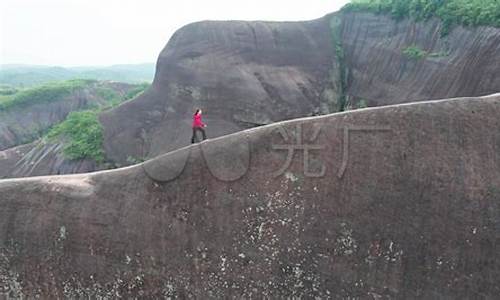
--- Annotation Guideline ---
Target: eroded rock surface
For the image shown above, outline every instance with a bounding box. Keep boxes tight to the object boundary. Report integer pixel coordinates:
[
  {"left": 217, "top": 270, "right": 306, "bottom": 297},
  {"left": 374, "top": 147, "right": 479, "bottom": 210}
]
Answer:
[
  {"left": 100, "top": 12, "right": 500, "bottom": 167},
  {"left": 1, "top": 94, "right": 499, "bottom": 298},
  {"left": 0, "top": 142, "right": 98, "bottom": 179},
  {"left": 100, "top": 18, "right": 338, "bottom": 164},
  {"left": 341, "top": 12, "right": 500, "bottom": 106},
  {"left": 2, "top": 12, "right": 499, "bottom": 178}
]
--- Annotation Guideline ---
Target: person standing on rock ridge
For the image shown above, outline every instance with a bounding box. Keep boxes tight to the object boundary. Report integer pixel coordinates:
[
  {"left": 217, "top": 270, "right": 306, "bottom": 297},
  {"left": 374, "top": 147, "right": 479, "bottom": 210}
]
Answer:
[{"left": 191, "top": 108, "right": 207, "bottom": 143}]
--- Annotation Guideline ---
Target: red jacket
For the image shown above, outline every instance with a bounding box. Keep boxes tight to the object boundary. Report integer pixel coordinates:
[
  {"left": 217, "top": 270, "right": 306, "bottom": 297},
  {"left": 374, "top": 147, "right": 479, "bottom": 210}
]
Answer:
[{"left": 192, "top": 113, "right": 205, "bottom": 128}]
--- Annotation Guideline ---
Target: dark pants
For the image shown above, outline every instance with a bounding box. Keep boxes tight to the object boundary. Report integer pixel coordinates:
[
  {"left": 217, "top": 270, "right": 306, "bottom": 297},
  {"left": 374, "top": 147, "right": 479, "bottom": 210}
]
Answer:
[{"left": 191, "top": 127, "right": 207, "bottom": 143}]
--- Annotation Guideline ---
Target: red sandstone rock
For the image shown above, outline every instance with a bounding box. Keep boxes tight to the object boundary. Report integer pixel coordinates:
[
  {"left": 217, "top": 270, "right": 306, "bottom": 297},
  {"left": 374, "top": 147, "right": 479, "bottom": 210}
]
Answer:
[{"left": 0, "top": 94, "right": 499, "bottom": 298}]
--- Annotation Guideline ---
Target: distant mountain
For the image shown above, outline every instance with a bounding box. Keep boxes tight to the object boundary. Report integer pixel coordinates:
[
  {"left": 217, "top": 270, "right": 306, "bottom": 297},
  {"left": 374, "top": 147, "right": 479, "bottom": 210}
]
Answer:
[{"left": 0, "top": 63, "right": 155, "bottom": 87}]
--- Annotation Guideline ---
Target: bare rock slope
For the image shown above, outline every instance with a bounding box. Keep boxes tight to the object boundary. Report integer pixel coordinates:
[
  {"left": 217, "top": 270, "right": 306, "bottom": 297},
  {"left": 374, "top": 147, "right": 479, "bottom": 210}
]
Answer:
[
  {"left": 342, "top": 12, "right": 500, "bottom": 106},
  {"left": 2, "top": 12, "right": 499, "bottom": 178},
  {"left": 0, "top": 142, "right": 98, "bottom": 179},
  {"left": 1, "top": 94, "right": 499, "bottom": 298},
  {"left": 100, "top": 18, "right": 338, "bottom": 163},
  {"left": 100, "top": 12, "right": 500, "bottom": 166}
]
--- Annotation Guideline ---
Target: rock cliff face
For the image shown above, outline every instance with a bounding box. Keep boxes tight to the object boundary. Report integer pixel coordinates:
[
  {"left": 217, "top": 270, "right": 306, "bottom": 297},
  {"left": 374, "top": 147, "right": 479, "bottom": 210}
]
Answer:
[
  {"left": 0, "top": 94, "right": 499, "bottom": 298},
  {"left": 100, "top": 18, "right": 338, "bottom": 163},
  {"left": 2, "top": 12, "right": 499, "bottom": 178},
  {"left": 341, "top": 12, "right": 500, "bottom": 106},
  {"left": 100, "top": 12, "right": 500, "bottom": 167},
  {"left": 1, "top": 9, "right": 499, "bottom": 298},
  {"left": 0, "top": 142, "right": 98, "bottom": 179}
]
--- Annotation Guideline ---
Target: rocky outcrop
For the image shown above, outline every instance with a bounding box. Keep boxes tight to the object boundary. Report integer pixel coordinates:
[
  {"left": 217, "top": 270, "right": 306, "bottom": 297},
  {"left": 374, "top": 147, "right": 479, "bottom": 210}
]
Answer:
[
  {"left": 2, "top": 12, "right": 499, "bottom": 179},
  {"left": 1, "top": 94, "right": 499, "bottom": 298},
  {"left": 99, "top": 12, "right": 500, "bottom": 167},
  {"left": 341, "top": 12, "right": 500, "bottom": 106},
  {"left": 0, "top": 143, "right": 35, "bottom": 177},
  {"left": 0, "top": 142, "right": 98, "bottom": 179},
  {"left": 100, "top": 18, "right": 339, "bottom": 164}
]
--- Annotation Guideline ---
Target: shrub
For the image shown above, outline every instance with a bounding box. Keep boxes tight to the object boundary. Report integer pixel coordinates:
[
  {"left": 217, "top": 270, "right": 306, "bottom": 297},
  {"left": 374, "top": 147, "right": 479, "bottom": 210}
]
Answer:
[
  {"left": 402, "top": 45, "right": 428, "bottom": 59},
  {"left": 47, "top": 110, "right": 105, "bottom": 162}
]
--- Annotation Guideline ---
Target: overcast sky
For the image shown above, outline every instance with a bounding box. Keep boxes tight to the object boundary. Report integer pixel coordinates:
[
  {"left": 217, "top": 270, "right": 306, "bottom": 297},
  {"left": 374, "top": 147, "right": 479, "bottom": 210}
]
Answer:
[{"left": 0, "top": 0, "right": 349, "bottom": 67}]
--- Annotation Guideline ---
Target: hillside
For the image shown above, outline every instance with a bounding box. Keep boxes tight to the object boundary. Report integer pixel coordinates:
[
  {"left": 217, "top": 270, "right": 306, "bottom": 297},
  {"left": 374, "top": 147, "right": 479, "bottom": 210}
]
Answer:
[
  {"left": 0, "top": 80, "right": 148, "bottom": 178},
  {"left": 0, "top": 94, "right": 499, "bottom": 298}
]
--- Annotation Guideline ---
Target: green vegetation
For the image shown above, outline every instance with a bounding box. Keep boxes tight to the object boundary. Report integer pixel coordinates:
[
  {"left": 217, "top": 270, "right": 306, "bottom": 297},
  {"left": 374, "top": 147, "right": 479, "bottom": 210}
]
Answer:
[
  {"left": 357, "top": 99, "right": 368, "bottom": 108},
  {"left": 402, "top": 45, "right": 428, "bottom": 59},
  {"left": 127, "top": 156, "right": 146, "bottom": 164},
  {"left": 330, "top": 16, "right": 348, "bottom": 112},
  {"left": 342, "top": 98, "right": 369, "bottom": 111},
  {"left": 342, "top": 0, "right": 500, "bottom": 35},
  {"left": 0, "top": 79, "right": 95, "bottom": 111},
  {"left": 125, "top": 82, "right": 150, "bottom": 100},
  {"left": 41, "top": 82, "right": 149, "bottom": 162},
  {"left": 47, "top": 110, "right": 105, "bottom": 162},
  {"left": 95, "top": 86, "right": 120, "bottom": 102},
  {"left": 401, "top": 45, "right": 451, "bottom": 60},
  {"left": 45, "top": 80, "right": 148, "bottom": 162},
  {"left": 0, "top": 86, "right": 17, "bottom": 96},
  {"left": 99, "top": 83, "right": 150, "bottom": 110},
  {"left": 400, "top": 45, "right": 453, "bottom": 60},
  {"left": 0, "top": 78, "right": 148, "bottom": 162}
]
